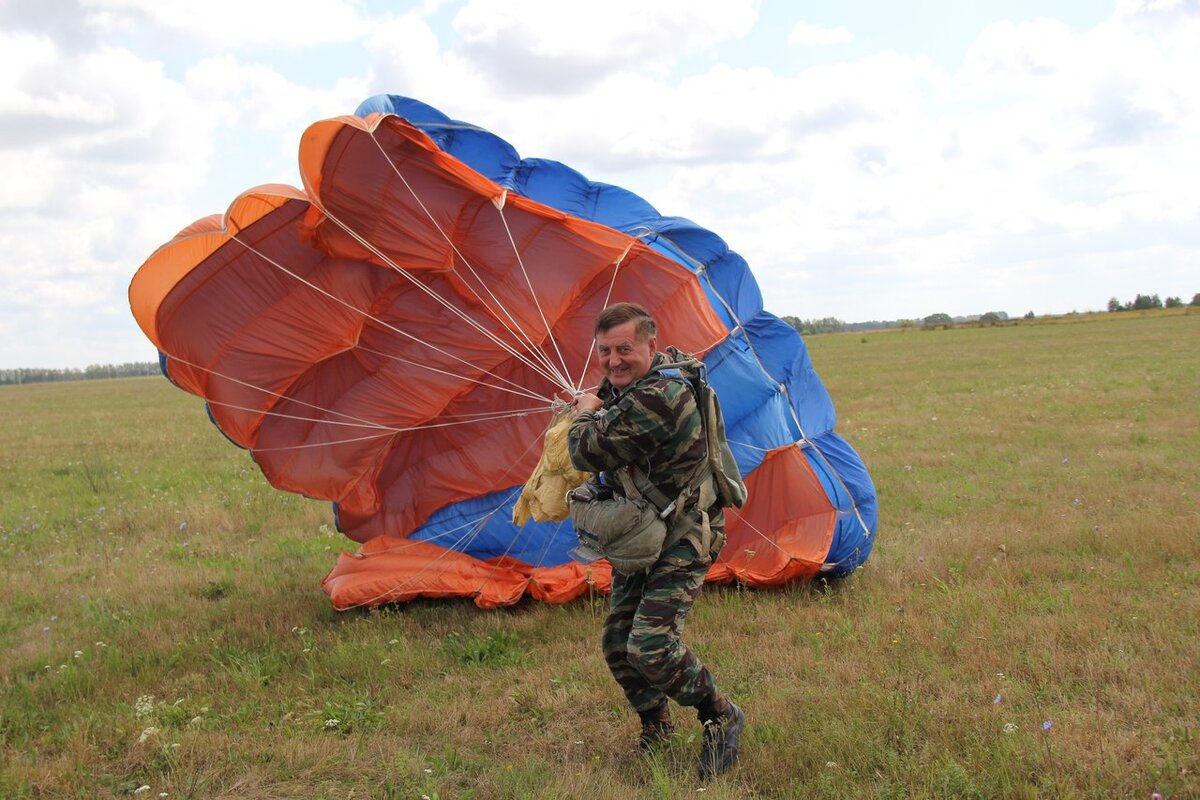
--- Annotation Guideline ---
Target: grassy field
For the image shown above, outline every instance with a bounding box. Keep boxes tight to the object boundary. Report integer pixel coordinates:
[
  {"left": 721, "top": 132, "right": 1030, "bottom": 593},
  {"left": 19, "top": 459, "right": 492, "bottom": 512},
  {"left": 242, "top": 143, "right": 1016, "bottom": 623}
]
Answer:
[{"left": 1, "top": 310, "right": 1197, "bottom": 799}]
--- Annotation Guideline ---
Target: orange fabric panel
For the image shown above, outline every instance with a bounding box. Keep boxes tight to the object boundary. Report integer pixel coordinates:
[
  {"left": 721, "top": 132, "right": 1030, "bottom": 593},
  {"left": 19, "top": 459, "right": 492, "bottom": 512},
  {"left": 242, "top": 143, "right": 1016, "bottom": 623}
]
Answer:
[
  {"left": 715, "top": 445, "right": 836, "bottom": 586},
  {"left": 321, "top": 539, "right": 613, "bottom": 609},
  {"left": 129, "top": 187, "right": 307, "bottom": 348},
  {"left": 527, "top": 561, "right": 611, "bottom": 603},
  {"left": 321, "top": 540, "right": 530, "bottom": 609}
]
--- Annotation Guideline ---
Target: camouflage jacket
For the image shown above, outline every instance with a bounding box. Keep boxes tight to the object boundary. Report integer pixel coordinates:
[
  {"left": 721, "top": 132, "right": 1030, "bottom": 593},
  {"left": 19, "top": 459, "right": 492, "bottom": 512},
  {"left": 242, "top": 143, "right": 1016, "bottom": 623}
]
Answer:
[{"left": 568, "top": 352, "right": 722, "bottom": 524}]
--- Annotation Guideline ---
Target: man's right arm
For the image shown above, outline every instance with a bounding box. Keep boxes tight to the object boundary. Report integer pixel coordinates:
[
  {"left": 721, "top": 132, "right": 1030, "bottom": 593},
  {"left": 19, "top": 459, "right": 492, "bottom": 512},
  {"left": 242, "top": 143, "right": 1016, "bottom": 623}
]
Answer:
[{"left": 567, "top": 381, "right": 695, "bottom": 474}]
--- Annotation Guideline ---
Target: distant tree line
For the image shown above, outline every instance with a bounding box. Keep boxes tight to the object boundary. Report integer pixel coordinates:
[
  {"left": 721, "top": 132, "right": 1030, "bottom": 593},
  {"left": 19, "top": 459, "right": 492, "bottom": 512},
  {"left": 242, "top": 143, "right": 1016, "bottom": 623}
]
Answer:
[
  {"left": 780, "top": 315, "right": 847, "bottom": 335},
  {"left": 919, "top": 311, "right": 1018, "bottom": 329},
  {"left": 1107, "top": 293, "right": 1199, "bottom": 312},
  {"left": 781, "top": 310, "right": 1026, "bottom": 335},
  {"left": 1, "top": 362, "right": 160, "bottom": 385}
]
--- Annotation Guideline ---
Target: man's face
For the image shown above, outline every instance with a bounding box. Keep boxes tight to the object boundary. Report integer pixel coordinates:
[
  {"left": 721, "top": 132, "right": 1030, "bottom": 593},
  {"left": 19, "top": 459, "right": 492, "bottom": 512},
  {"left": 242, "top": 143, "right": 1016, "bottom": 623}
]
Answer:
[{"left": 596, "top": 319, "right": 656, "bottom": 390}]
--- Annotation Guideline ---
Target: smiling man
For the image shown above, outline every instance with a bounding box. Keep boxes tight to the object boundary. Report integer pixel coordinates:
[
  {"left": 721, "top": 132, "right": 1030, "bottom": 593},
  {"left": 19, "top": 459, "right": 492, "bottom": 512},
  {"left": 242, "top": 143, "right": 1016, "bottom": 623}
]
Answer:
[{"left": 567, "top": 302, "right": 745, "bottom": 779}]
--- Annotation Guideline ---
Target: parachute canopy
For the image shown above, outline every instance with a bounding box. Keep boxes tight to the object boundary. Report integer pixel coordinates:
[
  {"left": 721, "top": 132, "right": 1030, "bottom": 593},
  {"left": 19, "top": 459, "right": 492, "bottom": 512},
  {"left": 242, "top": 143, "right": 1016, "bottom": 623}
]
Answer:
[{"left": 129, "top": 95, "right": 878, "bottom": 609}]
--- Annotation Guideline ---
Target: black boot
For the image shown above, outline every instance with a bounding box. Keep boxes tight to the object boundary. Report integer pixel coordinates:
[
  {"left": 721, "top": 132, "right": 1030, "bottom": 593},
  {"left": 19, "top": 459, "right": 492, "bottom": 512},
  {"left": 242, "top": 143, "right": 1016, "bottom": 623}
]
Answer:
[
  {"left": 636, "top": 704, "right": 674, "bottom": 752},
  {"left": 697, "top": 702, "right": 745, "bottom": 779}
]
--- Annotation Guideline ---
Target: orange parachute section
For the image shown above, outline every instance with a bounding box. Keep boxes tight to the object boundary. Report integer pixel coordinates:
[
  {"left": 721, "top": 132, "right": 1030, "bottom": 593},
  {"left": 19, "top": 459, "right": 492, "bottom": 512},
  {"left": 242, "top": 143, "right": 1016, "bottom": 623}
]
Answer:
[{"left": 130, "top": 100, "right": 876, "bottom": 609}]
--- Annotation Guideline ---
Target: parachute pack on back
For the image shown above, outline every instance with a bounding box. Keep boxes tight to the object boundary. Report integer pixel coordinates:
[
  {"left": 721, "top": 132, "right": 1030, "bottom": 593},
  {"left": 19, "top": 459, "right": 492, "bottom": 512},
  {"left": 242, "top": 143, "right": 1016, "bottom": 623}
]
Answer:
[{"left": 650, "top": 348, "right": 747, "bottom": 511}]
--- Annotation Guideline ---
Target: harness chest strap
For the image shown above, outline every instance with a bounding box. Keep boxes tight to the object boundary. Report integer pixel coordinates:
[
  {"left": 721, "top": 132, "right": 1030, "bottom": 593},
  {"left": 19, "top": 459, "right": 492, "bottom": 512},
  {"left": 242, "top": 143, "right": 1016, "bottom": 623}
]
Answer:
[{"left": 615, "top": 463, "right": 721, "bottom": 559}]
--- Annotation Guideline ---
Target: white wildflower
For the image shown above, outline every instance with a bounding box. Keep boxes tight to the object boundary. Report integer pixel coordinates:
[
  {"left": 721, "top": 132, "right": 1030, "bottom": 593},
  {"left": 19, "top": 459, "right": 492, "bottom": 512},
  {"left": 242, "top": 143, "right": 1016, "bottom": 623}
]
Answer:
[
  {"left": 135, "top": 694, "right": 156, "bottom": 718},
  {"left": 133, "top": 787, "right": 150, "bottom": 795},
  {"left": 324, "top": 718, "right": 340, "bottom": 729},
  {"left": 138, "top": 726, "right": 160, "bottom": 744},
  {"left": 1003, "top": 722, "right": 1017, "bottom": 735}
]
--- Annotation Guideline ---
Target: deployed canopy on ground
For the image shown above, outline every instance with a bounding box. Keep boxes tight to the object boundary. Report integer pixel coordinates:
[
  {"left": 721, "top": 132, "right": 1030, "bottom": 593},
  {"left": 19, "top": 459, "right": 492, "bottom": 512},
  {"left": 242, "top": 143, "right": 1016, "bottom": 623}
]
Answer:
[{"left": 129, "top": 95, "right": 878, "bottom": 609}]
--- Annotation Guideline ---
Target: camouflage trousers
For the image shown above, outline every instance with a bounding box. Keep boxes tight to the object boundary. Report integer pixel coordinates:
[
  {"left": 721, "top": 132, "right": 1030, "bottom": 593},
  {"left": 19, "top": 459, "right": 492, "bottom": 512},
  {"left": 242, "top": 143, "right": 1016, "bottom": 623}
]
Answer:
[{"left": 602, "top": 537, "right": 717, "bottom": 714}]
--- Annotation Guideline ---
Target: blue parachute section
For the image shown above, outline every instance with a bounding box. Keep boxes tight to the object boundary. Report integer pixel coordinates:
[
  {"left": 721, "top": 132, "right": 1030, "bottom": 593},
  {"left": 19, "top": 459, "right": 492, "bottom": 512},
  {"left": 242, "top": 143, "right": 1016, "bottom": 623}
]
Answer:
[{"left": 350, "top": 94, "right": 878, "bottom": 578}]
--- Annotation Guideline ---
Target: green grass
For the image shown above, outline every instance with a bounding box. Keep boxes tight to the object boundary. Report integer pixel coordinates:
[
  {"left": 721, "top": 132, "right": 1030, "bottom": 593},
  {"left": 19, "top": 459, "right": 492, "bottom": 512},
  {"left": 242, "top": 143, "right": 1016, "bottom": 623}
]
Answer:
[{"left": 2, "top": 310, "right": 1197, "bottom": 798}]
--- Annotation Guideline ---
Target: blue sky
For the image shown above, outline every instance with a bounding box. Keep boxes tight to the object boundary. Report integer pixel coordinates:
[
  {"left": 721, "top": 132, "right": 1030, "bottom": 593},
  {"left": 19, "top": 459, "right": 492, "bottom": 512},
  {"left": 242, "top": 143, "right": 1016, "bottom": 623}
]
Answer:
[{"left": 1, "top": 0, "right": 1196, "bottom": 367}]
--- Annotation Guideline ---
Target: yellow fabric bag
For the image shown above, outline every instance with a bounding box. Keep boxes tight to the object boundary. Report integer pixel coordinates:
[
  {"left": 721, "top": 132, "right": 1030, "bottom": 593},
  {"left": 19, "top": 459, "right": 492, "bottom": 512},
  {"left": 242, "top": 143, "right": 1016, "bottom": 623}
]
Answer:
[{"left": 512, "top": 412, "right": 590, "bottom": 524}]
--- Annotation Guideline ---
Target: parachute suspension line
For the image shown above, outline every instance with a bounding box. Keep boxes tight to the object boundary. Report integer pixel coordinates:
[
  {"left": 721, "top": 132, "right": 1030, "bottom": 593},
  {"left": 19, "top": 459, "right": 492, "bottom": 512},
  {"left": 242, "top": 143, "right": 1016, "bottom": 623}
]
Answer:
[
  {"left": 362, "top": 136, "right": 571, "bottom": 390},
  {"left": 572, "top": 237, "right": 637, "bottom": 391},
  {"left": 229, "top": 234, "right": 554, "bottom": 405},
  {"left": 722, "top": 505, "right": 795, "bottom": 559},
  {"left": 209, "top": 395, "right": 548, "bottom": 434},
  {"left": 470, "top": 486, "right": 538, "bottom": 600},
  {"left": 353, "top": 344, "right": 546, "bottom": 403},
  {"left": 492, "top": 199, "right": 574, "bottom": 391},
  {"left": 289, "top": 207, "right": 567, "bottom": 393},
  {"left": 344, "top": 489, "right": 510, "bottom": 578},
  {"left": 527, "top": 516, "right": 570, "bottom": 575},
  {"left": 357, "top": 132, "right": 574, "bottom": 392},
  {"left": 159, "top": 351, "right": 398, "bottom": 431},
  {"left": 351, "top": 422, "right": 544, "bottom": 558},
  {"left": 246, "top": 407, "right": 549, "bottom": 452},
  {"left": 205, "top": 399, "right": 404, "bottom": 431}
]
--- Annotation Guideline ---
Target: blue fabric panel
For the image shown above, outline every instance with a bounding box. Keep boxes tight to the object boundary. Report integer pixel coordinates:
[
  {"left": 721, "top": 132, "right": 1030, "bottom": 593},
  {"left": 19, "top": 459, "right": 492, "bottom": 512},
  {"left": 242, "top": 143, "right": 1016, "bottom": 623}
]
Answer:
[
  {"left": 742, "top": 312, "right": 836, "bottom": 437},
  {"left": 649, "top": 219, "right": 764, "bottom": 323},
  {"left": 355, "top": 95, "right": 451, "bottom": 124},
  {"left": 800, "top": 438, "right": 855, "bottom": 568},
  {"left": 703, "top": 335, "right": 799, "bottom": 475},
  {"left": 354, "top": 95, "right": 520, "bottom": 186},
  {"left": 807, "top": 432, "right": 878, "bottom": 574},
  {"left": 511, "top": 160, "right": 661, "bottom": 232},
  {"left": 509, "top": 158, "right": 592, "bottom": 215},
  {"left": 410, "top": 487, "right": 577, "bottom": 566}
]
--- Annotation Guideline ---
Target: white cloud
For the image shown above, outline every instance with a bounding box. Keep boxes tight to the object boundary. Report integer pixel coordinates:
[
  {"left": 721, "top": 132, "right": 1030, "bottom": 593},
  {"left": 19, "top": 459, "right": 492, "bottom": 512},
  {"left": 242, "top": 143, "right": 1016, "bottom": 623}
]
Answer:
[
  {"left": 450, "top": 0, "right": 758, "bottom": 93},
  {"left": 787, "top": 21, "right": 854, "bottom": 46},
  {"left": 80, "top": 0, "right": 372, "bottom": 48},
  {"left": 0, "top": 21, "right": 368, "bottom": 366}
]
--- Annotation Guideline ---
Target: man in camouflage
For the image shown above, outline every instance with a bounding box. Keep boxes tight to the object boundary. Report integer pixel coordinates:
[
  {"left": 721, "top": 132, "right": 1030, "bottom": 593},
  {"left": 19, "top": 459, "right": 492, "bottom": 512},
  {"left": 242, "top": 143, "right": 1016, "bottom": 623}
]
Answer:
[{"left": 567, "top": 302, "right": 745, "bottom": 779}]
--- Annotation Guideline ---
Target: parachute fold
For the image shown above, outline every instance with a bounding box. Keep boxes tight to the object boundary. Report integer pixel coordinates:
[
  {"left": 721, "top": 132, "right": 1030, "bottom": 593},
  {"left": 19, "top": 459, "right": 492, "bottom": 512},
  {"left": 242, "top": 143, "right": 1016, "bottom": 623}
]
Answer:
[{"left": 129, "top": 95, "right": 878, "bottom": 609}]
